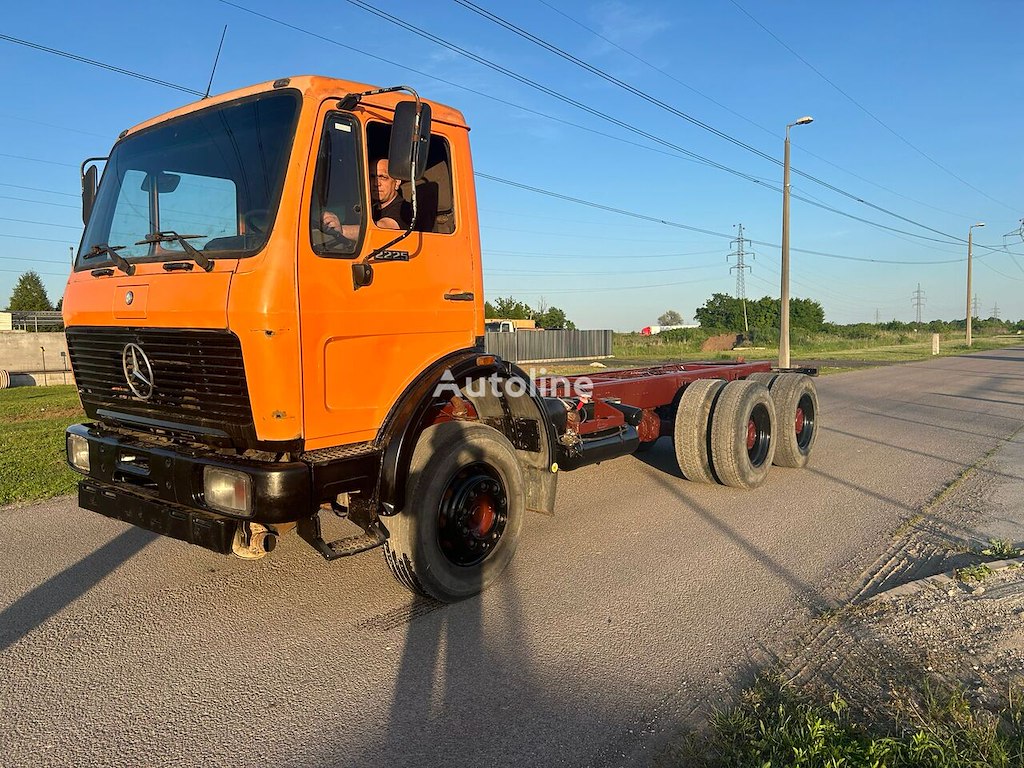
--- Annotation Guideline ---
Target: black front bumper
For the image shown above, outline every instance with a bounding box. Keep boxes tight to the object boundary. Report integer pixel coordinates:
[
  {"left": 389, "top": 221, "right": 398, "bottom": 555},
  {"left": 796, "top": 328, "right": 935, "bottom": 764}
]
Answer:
[
  {"left": 67, "top": 423, "right": 311, "bottom": 525},
  {"left": 79, "top": 480, "right": 236, "bottom": 554}
]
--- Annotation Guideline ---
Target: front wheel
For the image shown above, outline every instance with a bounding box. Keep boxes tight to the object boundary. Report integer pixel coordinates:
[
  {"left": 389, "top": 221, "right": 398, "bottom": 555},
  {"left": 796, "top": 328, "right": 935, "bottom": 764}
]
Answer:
[{"left": 383, "top": 421, "right": 525, "bottom": 602}]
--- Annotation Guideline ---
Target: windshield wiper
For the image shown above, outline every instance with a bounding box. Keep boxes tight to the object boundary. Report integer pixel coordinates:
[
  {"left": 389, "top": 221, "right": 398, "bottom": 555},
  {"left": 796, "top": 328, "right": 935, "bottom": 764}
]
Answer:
[
  {"left": 136, "top": 231, "right": 214, "bottom": 272},
  {"left": 84, "top": 244, "right": 135, "bottom": 276}
]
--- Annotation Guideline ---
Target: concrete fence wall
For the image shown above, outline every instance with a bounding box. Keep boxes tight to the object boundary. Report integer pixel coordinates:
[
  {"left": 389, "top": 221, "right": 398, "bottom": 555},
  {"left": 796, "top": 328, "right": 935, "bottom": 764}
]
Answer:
[{"left": 0, "top": 332, "right": 75, "bottom": 388}]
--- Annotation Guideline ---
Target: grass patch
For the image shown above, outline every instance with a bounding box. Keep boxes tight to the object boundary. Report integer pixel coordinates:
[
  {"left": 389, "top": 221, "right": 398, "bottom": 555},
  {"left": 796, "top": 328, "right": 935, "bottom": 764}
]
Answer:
[
  {"left": 611, "top": 331, "right": 1017, "bottom": 365},
  {"left": 0, "top": 385, "right": 83, "bottom": 507},
  {"left": 672, "top": 674, "right": 1024, "bottom": 767}
]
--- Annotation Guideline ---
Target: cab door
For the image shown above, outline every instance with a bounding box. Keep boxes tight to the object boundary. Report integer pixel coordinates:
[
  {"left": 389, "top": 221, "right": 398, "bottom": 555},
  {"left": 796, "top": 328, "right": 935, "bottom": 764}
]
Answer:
[{"left": 297, "top": 101, "right": 480, "bottom": 449}]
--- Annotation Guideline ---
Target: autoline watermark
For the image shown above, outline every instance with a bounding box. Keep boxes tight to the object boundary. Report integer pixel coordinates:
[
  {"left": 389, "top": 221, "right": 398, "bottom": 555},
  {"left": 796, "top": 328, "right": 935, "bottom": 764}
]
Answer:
[{"left": 432, "top": 368, "right": 594, "bottom": 400}]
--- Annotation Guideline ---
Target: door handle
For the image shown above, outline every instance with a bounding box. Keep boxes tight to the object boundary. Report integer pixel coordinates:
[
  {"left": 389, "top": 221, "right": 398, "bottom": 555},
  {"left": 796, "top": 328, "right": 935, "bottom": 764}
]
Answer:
[{"left": 443, "top": 291, "right": 475, "bottom": 301}]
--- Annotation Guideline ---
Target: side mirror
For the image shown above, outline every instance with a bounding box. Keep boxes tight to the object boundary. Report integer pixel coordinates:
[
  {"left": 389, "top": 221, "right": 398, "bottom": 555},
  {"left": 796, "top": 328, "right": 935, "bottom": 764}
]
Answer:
[
  {"left": 388, "top": 101, "right": 431, "bottom": 182},
  {"left": 82, "top": 165, "right": 98, "bottom": 226}
]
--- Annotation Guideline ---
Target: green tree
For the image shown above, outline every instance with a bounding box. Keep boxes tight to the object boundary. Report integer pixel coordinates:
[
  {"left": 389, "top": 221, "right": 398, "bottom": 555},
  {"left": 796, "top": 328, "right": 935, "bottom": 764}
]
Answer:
[
  {"left": 535, "top": 306, "right": 576, "bottom": 330},
  {"left": 485, "top": 295, "right": 578, "bottom": 328},
  {"left": 658, "top": 310, "right": 682, "bottom": 326},
  {"left": 695, "top": 293, "right": 744, "bottom": 329},
  {"left": 6, "top": 271, "right": 53, "bottom": 311},
  {"left": 695, "top": 293, "right": 824, "bottom": 332},
  {"left": 490, "top": 296, "right": 533, "bottom": 320}
]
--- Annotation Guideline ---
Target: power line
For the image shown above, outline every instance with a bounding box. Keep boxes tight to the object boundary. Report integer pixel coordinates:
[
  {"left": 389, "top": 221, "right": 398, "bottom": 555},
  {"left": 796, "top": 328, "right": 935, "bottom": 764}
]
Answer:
[
  {"left": 727, "top": 0, "right": 1019, "bottom": 215},
  {"left": 0, "top": 153, "right": 77, "bottom": 168},
  {"left": 0, "top": 182, "right": 78, "bottom": 197},
  {"left": 448, "top": 0, "right": 978, "bottom": 245},
  {"left": 0, "top": 216, "right": 81, "bottom": 230},
  {"left": 0, "top": 267, "right": 70, "bottom": 277},
  {"left": 534, "top": 0, "right": 976, "bottom": 222},
  {"left": 0, "top": 232, "right": 77, "bottom": 244},
  {"left": 476, "top": 172, "right": 982, "bottom": 265},
  {"left": 224, "top": 0, "right": 988, "bottom": 250},
  {"left": 0, "top": 33, "right": 204, "bottom": 97},
  {"left": 0, "top": 195, "right": 78, "bottom": 209}
]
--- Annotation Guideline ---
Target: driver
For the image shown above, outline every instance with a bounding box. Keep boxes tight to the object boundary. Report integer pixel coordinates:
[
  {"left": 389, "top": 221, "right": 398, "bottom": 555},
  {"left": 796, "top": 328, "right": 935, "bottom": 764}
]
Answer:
[{"left": 320, "top": 157, "right": 411, "bottom": 239}]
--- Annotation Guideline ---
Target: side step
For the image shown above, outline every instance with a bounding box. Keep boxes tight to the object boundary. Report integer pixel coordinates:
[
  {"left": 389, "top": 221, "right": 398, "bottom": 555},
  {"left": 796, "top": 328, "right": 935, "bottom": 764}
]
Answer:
[{"left": 297, "top": 514, "right": 387, "bottom": 561}]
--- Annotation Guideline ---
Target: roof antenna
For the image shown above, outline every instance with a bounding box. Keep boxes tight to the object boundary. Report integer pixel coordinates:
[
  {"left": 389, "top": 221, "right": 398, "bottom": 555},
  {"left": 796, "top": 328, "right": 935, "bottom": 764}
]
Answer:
[{"left": 203, "top": 25, "right": 228, "bottom": 99}]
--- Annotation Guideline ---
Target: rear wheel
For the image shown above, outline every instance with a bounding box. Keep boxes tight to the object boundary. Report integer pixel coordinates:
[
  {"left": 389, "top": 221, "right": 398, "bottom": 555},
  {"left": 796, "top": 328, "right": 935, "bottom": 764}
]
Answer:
[
  {"left": 745, "top": 372, "right": 778, "bottom": 388},
  {"left": 710, "top": 380, "right": 776, "bottom": 489},
  {"left": 768, "top": 373, "right": 818, "bottom": 468},
  {"left": 383, "top": 421, "right": 525, "bottom": 602},
  {"left": 673, "top": 379, "right": 726, "bottom": 483}
]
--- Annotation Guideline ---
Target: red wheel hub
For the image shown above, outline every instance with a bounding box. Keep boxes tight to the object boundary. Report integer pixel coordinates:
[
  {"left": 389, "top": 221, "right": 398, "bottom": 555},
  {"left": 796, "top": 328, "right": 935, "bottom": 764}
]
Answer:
[
  {"left": 746, "top": 419, "right": 757, "bottom": 450},
  {"left": 794, "top": 408, "right": 805, "bottom": 435},
  {"left": 468, "top": 497, "right": 496, "bottom": 538}
]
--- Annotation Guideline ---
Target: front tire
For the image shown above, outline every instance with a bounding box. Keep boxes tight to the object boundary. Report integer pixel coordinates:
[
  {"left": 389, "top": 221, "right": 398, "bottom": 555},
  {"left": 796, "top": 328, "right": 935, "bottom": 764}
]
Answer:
[{"left": 383, "top": 421, "right": 525, "bottom": 602}]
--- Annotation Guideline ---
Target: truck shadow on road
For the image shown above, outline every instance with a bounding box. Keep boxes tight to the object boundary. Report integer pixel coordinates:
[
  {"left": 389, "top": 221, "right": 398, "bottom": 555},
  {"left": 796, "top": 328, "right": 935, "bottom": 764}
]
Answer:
[{"left": 0, "top": 526, "right": 155, "bottom": 652}]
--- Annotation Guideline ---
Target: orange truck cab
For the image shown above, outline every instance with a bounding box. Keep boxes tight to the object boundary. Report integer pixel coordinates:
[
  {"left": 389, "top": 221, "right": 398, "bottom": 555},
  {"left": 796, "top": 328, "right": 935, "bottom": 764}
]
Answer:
[{"left": 63, "top": 76, "right": 817, "bottom": 601}]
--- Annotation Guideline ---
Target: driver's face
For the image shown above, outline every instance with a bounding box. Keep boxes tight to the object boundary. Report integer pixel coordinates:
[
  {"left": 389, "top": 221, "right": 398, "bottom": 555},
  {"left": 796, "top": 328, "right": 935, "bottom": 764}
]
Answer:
[{"left": 371, "top": 159, "right": 400, "bottom": 205}]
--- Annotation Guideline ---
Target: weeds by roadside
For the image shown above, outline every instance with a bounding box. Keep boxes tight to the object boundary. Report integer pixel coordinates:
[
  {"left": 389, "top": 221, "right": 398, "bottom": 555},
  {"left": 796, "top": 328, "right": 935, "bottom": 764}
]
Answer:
[
  {"left": 955, "top": 564, "right": 994, "bottom": 584},
  {"left": 671, "top": 674, "right": 1024, "bottom": 768},
  {"left": 980, "top": 539, "right": 1024, "bottom": 559}
]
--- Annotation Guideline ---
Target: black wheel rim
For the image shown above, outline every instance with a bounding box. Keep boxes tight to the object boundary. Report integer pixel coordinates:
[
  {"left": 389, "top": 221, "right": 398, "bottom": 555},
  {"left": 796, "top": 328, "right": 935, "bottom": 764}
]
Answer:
[
  {"left": 436, "top": 462, "right": 509, "bottom": 567},
  {"left": 746, "top": 402, "right": 772, "bottom": 467},
  {"left": 795, "top": 393, "right": 815, "bottom": 450}
]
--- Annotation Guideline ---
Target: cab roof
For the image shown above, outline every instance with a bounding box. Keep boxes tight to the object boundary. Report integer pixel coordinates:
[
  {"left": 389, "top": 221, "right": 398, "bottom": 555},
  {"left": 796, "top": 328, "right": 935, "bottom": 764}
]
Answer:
[{"left": 122, "top": 75, "right": 469, "bottom": 138}]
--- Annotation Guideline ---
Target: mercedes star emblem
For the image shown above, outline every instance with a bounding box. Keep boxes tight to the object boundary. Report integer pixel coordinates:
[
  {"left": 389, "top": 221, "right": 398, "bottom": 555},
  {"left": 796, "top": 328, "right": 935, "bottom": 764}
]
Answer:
[
  {"left": 125, "top": 291, "right": 134, "bottom": 305},
  {"left": 122, "top": 343, "right": 154, "bottom": 400}
]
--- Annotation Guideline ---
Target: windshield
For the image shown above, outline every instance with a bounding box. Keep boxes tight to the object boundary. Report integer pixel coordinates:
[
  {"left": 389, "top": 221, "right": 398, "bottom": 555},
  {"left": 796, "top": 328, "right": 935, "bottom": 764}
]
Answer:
[{"left": 78, "top": 90, "right": 300, "bottom": 269}]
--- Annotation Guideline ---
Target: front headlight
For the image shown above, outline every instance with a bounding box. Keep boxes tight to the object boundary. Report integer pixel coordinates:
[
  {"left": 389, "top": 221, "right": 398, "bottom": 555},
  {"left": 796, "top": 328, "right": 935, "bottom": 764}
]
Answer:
[
  {"left": 67, "top": 432, "right": 90, "bottom": 473},
  {"left": 203, "top": 466, "right": 253, "bottom": 516}
]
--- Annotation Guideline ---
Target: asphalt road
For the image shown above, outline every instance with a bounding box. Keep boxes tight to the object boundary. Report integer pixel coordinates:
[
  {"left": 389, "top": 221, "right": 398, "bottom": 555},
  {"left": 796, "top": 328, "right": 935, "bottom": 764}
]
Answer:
[{"left": 2, "top": 348, "right": 1023, "bottom": 768}]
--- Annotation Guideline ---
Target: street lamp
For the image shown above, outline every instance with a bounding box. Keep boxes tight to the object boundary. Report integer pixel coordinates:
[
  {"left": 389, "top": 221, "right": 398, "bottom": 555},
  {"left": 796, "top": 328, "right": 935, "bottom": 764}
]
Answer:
[
  {"left": 780, "top": 116, "right": 814, "bottom": 369},
  {"left": 966, "top": 222, "right": 985, "bottom": 347}
]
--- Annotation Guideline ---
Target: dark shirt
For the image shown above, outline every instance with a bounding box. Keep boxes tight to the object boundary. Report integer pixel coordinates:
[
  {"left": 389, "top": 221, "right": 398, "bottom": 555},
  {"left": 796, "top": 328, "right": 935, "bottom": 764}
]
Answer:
[{"left": 374, "top": 194, "right": 412, "bottom": 230}]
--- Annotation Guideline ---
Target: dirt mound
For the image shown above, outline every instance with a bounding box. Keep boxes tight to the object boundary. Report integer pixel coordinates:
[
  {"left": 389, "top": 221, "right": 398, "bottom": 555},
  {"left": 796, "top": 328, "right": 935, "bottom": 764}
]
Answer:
[{"left": 700, "top": 333, "right": 741, "bottom": 352}]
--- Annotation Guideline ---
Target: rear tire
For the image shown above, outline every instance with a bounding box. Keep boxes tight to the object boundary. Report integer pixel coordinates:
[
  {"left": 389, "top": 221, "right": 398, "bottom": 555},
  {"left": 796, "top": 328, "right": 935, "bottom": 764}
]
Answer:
[
  {"left": 383, "top": 421, "right": 525, "bottom": 602},
  {"left": 768, "top": 373, "right": 819, "bottom": 468},
  {"left": 673, "top": 379, "right": 726, "bottom": 483},
  {"left": 745, "top": 372, "right": 778, "bottom": 388},
  {"left": 710, "top": 380, "right": 776, "bottom": 489}
]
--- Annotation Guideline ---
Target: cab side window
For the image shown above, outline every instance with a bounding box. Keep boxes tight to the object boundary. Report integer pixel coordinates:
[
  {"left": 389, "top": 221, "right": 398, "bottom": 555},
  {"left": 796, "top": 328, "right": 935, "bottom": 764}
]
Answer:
[
  {"left": 366, "top": 121, "right": 456, "bottom": 235},
  {"left": 310, "top": 114, "right": 364, "bottom": 256}
]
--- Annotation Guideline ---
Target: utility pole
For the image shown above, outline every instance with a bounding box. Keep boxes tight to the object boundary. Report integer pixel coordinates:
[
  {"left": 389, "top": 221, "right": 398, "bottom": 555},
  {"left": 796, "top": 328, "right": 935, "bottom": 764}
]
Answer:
[
  {"left": 992, "top": 302, "right": 1000, "bottom": 320},
  {"left": 729, "top": 224, "right": 753, "bottom": 334},
  {"left": 972, "top": 293, "right": 980, "bottom": 319},
  {"left": 875, "top": 308, "right": 880, "bottom": 324},
  {"left": 911, "top": 283, "right": 926, "bottom": 325}
]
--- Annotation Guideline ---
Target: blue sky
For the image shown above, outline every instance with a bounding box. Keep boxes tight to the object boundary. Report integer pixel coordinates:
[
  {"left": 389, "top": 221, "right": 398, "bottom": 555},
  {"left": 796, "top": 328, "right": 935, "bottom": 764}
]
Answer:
[{"left": 1, "top": 0, "right": 1022, "bottom": 331}]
